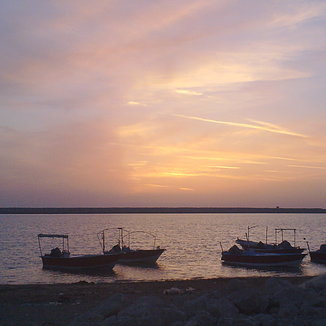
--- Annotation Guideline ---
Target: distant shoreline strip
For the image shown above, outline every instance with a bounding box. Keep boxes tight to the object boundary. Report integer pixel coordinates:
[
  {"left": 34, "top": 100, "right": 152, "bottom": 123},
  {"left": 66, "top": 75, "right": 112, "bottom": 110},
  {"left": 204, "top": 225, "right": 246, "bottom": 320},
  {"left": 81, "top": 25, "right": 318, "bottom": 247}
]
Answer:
[{"left": 0, "top": 207, "right": 326, "bottom": 214}]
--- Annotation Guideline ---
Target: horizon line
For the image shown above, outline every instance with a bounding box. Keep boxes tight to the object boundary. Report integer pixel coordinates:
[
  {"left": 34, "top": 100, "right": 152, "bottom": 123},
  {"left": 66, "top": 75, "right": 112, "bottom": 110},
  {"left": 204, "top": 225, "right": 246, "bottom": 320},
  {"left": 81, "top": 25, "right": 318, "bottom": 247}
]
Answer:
[{"left": 1, "top": 206, "right": 325, "bottom": 214}]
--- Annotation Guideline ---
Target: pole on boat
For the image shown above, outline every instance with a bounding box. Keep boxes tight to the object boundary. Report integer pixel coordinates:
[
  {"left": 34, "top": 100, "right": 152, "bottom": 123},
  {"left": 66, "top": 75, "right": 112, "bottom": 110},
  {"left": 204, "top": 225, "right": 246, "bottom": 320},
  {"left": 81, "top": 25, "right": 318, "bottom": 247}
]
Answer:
[
  {"left": 117, "top": 227, "right": 124, "bottom": 247},
  {"left": 37, "top": 235, "right": 43, "bottom": 256},
  {"left": 265, "top": 226, "right": 268, "bottom": 244},
  {"left": 219, "top": 242, "right": 224, "bottom": 252},
  {"left": 247, "top": 225, "right": 258, "bottom": 244},
  {"left": 275, "top": 229, "right": 281, "bottom": 244},
  {"left": 102, "top": 230, "right": 105, "bottom": 253}
]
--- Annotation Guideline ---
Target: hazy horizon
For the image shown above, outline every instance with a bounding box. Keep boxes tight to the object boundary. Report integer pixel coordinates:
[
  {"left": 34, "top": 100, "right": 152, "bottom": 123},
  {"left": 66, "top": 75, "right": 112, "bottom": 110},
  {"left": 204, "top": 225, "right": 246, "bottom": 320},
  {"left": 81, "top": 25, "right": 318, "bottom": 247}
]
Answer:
[{"left": 1, "top": 1, "right": 326, "bottom": 208}]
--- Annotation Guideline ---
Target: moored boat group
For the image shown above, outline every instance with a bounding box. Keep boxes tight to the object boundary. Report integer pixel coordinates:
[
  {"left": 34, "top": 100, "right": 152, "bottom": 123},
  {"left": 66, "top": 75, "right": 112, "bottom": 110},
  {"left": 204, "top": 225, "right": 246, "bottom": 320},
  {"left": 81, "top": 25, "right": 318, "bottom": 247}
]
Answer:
[
  {"left": 37, "top": 225, "right": 326, "bottom": 273},
  {"left": 221, "top": 226, "right": 326, "bottom": 267},
  {"left": 37, "top": 228, "right": 166, "bottom": 271}
]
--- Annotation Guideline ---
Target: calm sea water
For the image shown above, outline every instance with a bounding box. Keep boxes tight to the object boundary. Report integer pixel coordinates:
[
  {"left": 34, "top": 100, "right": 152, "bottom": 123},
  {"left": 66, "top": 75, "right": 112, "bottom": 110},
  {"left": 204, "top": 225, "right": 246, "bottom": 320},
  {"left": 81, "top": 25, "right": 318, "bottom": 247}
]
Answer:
[{"left": 1, "top": 213, "right": 326, "bottom": 284}]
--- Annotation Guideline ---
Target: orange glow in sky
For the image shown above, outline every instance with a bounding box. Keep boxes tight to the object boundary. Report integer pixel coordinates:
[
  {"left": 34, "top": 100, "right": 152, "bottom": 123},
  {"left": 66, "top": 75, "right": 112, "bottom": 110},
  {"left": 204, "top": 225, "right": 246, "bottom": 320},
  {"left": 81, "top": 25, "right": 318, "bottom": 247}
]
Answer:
[{"left": 1, "top": 1, "right": 326, "bottom": 207}]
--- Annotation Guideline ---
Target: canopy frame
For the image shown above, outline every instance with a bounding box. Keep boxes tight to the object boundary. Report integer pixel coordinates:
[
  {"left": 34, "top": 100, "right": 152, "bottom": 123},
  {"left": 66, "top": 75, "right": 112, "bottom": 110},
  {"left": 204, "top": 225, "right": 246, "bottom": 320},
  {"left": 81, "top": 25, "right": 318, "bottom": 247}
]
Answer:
[{"left": 37, "top": 233, "right": 69, "bottom": 256}]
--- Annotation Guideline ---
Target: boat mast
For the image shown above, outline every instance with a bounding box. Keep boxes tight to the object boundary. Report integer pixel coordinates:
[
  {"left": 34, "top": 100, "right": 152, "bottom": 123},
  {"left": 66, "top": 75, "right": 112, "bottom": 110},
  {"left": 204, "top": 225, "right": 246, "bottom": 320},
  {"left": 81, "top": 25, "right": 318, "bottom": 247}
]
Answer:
[
  {"left": 118, "top": 227, "right": 124, "bottom": 247},
  {"left": 247, "top": 225, "right": 258, "bottom": 243},
  {"left": 102, "top": 230, "right": 105, "bottom": 253},
  {"left": 275, "top": 228, "right": 297, "bottom": 246},
  {"left": 265, "top": 226, "right": 268, "bottom": 244},
  {"left": 37, "top": 235, "right": 43, "bottom": 256}
]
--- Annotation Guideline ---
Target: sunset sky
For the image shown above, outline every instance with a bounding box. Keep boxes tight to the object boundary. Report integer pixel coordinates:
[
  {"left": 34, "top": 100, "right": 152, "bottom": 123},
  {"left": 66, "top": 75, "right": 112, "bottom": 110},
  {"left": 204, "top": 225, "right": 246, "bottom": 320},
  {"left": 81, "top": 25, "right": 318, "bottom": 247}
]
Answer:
[{"left": 1, "top": 1, "right": 326, "bottom": 207}]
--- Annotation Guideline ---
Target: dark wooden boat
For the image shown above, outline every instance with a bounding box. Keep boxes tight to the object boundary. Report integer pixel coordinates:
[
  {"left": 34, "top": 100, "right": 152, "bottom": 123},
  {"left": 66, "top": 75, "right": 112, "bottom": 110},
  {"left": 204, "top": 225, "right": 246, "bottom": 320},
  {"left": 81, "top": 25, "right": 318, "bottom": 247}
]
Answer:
[
  {"left": 236, "top": 227, "right": 305, "bottom": 253},
  {"left": 99, "top": 228, "right": 166, "bottom": 264},
  {"left": 308, "top": 243, "right": 326, "bottom": 264},
  {"left": 38, "top": 234, "right": 121, "bottom": 270},
  {"left": 221, "top": 245, "right": 307, "bottom": 267}
]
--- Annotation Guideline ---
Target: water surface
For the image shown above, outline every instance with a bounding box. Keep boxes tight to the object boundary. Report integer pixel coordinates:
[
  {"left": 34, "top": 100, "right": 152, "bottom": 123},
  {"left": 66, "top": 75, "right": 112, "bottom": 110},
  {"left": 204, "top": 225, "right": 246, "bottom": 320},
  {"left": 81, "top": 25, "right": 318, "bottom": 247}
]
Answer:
[{"left": 1, "top": 213, "right": 325, "bottom": 284}]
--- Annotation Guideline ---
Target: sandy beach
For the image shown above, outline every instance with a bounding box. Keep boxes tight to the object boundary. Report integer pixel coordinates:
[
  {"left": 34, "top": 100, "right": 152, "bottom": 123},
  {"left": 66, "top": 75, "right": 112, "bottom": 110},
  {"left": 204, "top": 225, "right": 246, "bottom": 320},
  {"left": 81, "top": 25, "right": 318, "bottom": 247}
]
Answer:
[{"left": 2, "top": 275, "right": 326, "bottom": 326}]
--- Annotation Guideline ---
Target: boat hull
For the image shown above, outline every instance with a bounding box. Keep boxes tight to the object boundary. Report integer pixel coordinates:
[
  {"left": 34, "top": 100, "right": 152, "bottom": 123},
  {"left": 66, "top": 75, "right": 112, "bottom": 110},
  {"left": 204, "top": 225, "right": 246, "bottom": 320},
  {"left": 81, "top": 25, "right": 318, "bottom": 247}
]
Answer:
[
  {"left": 309, "top": 252, "right": 326, "bottom": 264},
  {"left": 118, "top": 249, "right": 166, "bottom": 264},
  {"left": 245, "top": 248, "right": 305, "bottom": 254},
  {"left": 221, "top": 252, "right": 307, "bottom": 267},
  {"left": 41, "top": 254, "right": 120, "bottom": 270}
]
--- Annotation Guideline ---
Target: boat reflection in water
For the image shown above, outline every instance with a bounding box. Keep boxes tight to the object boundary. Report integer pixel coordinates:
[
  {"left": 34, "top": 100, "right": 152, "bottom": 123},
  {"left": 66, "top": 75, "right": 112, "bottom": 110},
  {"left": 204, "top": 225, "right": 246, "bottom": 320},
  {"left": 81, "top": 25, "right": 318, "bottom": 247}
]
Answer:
[
  {"left": 41, "top": 265, "right": 117, "bottom": 278},
  {"left": 221, "top": 261, "right": 304, "bottom": 275}
]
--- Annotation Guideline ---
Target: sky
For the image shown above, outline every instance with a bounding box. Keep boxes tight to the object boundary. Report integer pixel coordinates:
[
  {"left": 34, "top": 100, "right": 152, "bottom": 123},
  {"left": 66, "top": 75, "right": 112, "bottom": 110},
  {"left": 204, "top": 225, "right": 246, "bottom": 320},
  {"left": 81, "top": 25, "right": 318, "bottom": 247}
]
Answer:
[{"left": 1, "top": 0, "right": 326, "bottom": 208}]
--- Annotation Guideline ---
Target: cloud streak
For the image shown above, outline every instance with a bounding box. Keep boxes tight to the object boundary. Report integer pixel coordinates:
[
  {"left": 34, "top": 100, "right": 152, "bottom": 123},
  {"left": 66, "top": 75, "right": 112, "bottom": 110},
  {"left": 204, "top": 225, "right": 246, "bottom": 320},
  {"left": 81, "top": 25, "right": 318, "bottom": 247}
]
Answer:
[
  {"left": 175, "top": 114, "right": 308, "bottom": 138},
  {"left": 175, "top": 89, "right": 203, "bottom": 96}
]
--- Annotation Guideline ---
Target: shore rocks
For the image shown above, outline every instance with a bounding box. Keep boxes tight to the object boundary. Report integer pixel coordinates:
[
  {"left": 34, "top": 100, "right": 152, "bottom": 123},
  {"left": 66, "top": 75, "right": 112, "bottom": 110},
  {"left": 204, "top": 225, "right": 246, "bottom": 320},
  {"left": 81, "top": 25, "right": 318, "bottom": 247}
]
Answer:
[
  {"left": 69, "top": 293, "right": 126, "bottom": 326},
  {"left": 68, "top": 276, "right": 326, "bottom": 326}
]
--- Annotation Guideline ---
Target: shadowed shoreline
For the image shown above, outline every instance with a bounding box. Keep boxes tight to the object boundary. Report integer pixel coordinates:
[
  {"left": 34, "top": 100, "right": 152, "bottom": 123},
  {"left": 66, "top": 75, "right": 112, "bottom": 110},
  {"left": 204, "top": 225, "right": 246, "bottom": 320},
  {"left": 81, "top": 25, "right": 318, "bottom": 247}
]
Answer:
[
  {"left": 1, "top": 207, "right": 326, "bottom": 214},
  {"left": 1, "top": 276, "right": 324, "bottom": 326}
]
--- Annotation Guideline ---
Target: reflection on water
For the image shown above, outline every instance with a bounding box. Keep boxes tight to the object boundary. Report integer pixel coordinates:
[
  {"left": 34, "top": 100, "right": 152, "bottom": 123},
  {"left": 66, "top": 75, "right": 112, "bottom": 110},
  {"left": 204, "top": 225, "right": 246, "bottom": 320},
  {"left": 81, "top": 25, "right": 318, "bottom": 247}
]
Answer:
[
  {"left": 42, "top": 266, "right": 117, "bottom": 278},
  {"left": 310, "top": 261, "right": 326, "bottom": 267},
  {"left": 221, "top": 262, "right": 304, "bottom": 275},
  {"left": 42, "top": 261, "right": 160, "bottom": 278},
  {"left": 117, "top": 262, "right": 160, "bottom": 269},
  {"left": 1, "top": 213, "right": 326, "bottom": 284}
]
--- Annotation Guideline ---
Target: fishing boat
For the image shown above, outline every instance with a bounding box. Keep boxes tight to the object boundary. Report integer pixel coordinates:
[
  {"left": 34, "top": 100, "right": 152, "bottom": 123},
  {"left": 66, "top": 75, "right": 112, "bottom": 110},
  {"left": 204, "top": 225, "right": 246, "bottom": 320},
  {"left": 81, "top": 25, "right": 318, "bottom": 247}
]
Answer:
[
  {"left": 221, "top": 244, "right": 307, "bottom": 267},
  {"left": 37, "top": 234, "right": 121, "bottom": 270},
  {"left": 307, "top": 243, "right": 326, "bottom": 264},
  {"left": 236, "top": 226, "right": 305, "bottom": 253},
  {"left": 98, "top": 228, "right": 166, "bottom": 264}
]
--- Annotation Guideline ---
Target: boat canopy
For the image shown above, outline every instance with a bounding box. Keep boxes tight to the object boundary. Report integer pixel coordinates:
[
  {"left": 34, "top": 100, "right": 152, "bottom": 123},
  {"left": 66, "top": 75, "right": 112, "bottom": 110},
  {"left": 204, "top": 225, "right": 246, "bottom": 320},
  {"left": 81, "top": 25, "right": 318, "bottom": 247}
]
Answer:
[{"left": 38, "top": 233, "right": 68, "bottom": 239}]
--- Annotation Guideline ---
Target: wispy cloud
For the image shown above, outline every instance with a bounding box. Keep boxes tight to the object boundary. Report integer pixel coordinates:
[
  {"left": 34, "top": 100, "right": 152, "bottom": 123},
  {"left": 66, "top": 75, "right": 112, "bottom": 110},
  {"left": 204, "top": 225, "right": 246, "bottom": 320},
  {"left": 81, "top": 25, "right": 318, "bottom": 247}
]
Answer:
[
  {"left": 175, "top": 89, "right": 203, "bottom": 96},
  {"left": 144, "top": 183, "right": 169, "bottom": 188},
  {"left": 182, "top": 155, "right": 267, "bottom": 165},
  {"left": 179, "top": 187, "right": 194, "bottom": 191},
  {"left": 288, "top": 164, "right": 326, "bottom": 170},
  {"left": 270, "top": 3, "right": 326, "bottom": 27},
  {"left": 208, "top": 165, "right": 240, "bottom": 169},
  {"left": 175, "top": 114, "right": 308, "bottom": 138},
  {"left": 127, "top": 101, "right": 144, "bottom": 106}
]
